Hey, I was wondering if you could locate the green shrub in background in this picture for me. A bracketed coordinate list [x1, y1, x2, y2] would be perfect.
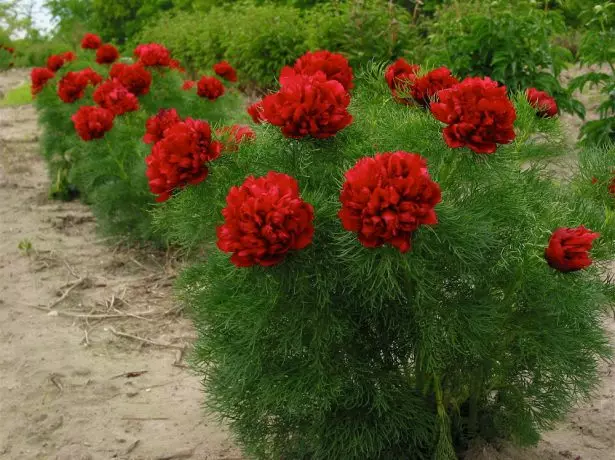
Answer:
[0, 47, 13, 70]
[154, 66, 613, 459]
[11, 39, 75, 68]
[427, 0, 584, 117]
[560, 0, 615, 29]
[569, 1, 615, 146]
[135, 0, 422, 88]
[306, 0, 422, 70]
[220, 2, 308, 88]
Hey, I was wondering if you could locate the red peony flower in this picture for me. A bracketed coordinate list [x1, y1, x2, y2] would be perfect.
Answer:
[2, 45, 15, 54]
[216, 171, 315, 267]
[339, 151, 441, 253]
[81, 33, 102, 50]
[526, 87, 558, 118]
[261, 71, 352, 138]
[247, 100, 264, 124]
[608, 172, 615, 196]
[31, 67, 55, 95]
[46, 54, 66, 72]
[143, 108, 182, 144]
[430, 77, 516, 154]
[93, 79, 139, 115]
[197, 76, 225, 100]
[79, 67, 103, 86]
[71, 106, 115, 141]
[109, 62, 127, 79]
[96, 44, 120, 64]
[61, 51, 76, 63]
[385, 58, 420, 103]
[545, 226, 600, 272]
[109, 62, 152, 96]
[57, 71, 90, 103]
[410, 67, 459, 107]
[286, 50, 353, 91]
[169, 59, 185, 72]
[145, 118, 221, 202]
[216, 124, 256, 152]
[213, 61, 237, 82]
[182, 80, 195, 90]
[134, 43, 171, 67]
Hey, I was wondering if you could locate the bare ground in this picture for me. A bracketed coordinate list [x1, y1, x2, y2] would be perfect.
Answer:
[0, 68, 613, 460]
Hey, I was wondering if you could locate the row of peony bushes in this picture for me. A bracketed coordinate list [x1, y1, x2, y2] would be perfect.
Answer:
[32, 32, 615, 459]
[32, 34, 246, 244]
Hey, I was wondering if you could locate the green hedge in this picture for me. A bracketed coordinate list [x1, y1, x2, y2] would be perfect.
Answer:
[426, 0, 583, 116]
[134, 0, 423, 88]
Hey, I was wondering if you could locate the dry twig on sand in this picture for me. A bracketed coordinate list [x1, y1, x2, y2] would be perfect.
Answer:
[107, 327, 186, 351]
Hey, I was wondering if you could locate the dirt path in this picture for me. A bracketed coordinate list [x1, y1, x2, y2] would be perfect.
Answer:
[0, 69, 612, 460]
[0, 69, 238, 460]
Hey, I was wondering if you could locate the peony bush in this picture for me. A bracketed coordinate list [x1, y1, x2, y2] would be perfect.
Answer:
[32, 34, 245, 242]
[152, 55, 614, 459]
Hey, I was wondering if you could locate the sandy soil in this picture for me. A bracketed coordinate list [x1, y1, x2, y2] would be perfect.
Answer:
[0, 68, 613, 460]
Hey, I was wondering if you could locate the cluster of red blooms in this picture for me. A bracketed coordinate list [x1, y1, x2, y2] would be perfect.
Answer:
[217, 172, 315, 267]
[385, 58, 419, 100]
[31, 67, 56, 95]
[431, 77, 517, 154]
[81, 33, 102, 50]
[545, 226, 600, 272]
[96, 44, 120, 65]
[110, 62, 152, 96]
[197, 76, 225, 100]
[71, 106, 115, 141]
[66, 36, 186, 140]
[526, 88, 558, 118]
[262, 71, 352, 138]
[284, 50, 354, 91]
[144, 111, 222, 202]
[181, 61, 237, 97]
[384, 59, 562, 154]
[142, 108, 181, 144]
[57, 68, 103, 103]
[385, 59, 459, 107]
[246, 50, 353, 138]
[31, 49, 80, 95]
[339, 151, 442, 253]
[182, 80, 196, 91]
[93, 79, 140, 115]
[213, 61, 237, 82]
[46, 51, 76, 72]
[134, 43, 171, 67]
